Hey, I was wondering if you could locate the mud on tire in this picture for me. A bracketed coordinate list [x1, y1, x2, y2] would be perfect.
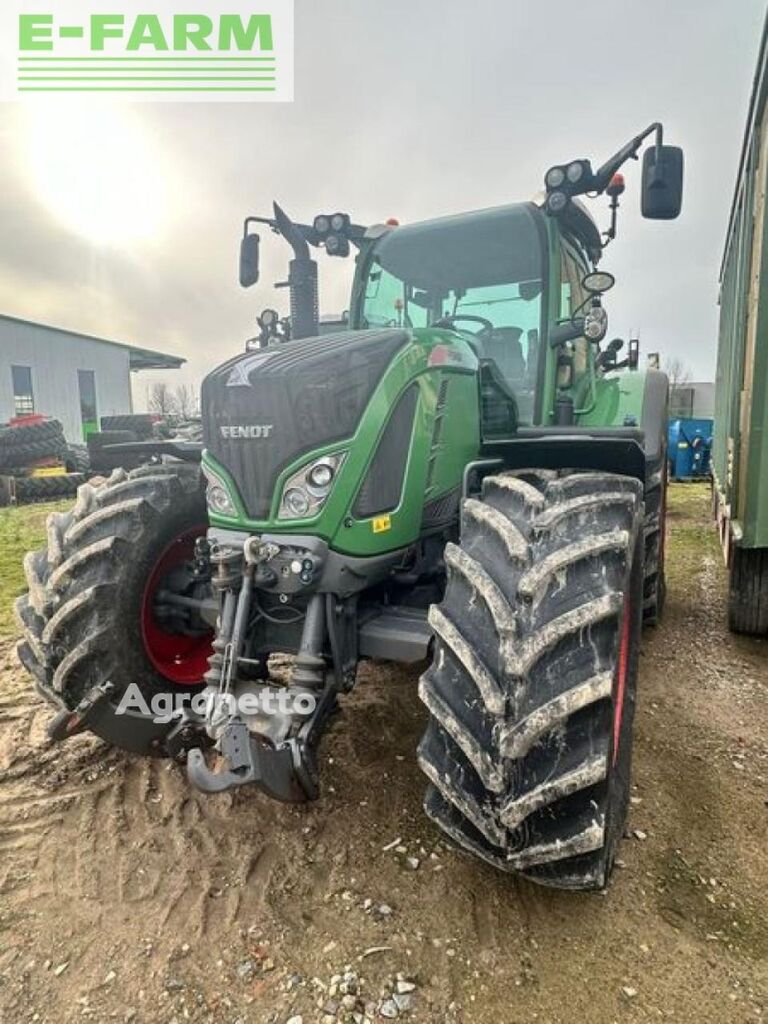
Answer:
[418, 469, 644, 891]
[16, 463, 210, 730]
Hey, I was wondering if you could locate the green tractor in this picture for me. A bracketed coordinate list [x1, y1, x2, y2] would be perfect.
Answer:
[17, 124, 683, 890]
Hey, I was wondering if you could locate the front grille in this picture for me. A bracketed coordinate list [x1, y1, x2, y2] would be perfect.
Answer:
[202, 330, 408, 519]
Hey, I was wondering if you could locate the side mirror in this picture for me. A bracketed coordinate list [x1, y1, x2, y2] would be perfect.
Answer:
[239, 231, 260, 287]
[641, 145, 683, 220]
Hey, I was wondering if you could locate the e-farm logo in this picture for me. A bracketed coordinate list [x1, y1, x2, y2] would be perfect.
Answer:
[1, 0, 293, 101]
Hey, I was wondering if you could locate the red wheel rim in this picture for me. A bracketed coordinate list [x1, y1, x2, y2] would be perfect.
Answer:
[612, 595, 631, 765]
[140, 526, 213, 686]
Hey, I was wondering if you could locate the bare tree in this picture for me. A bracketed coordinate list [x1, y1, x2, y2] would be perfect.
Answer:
[663, 356, 692, 389]
[174, 383, 197, 419]
[148, 381, 177, 417]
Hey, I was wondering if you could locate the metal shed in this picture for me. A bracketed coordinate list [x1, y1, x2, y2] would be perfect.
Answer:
[0, 314, 184, 442]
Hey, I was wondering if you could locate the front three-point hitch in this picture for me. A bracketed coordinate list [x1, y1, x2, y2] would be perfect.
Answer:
[179, 538, 351, 802]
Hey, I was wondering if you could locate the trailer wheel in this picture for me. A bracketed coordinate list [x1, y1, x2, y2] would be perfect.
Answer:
[15, 463, 213, 752]
[729, 547, 768, 636]
[418, 469, 644, 890]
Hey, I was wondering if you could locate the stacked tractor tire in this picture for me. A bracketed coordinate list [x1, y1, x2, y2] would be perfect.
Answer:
[0, 419, 87, 504]
[87, 414, 156, 473]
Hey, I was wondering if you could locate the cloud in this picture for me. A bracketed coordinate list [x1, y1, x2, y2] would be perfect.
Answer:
[0, 0, 764, 402]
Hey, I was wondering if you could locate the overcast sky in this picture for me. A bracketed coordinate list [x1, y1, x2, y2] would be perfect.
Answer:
[0, 0, 764, 406]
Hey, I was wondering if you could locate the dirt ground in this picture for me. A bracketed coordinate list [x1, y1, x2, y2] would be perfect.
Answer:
[1, 483, 767, 1024]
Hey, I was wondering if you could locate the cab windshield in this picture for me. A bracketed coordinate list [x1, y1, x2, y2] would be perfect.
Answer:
[359, 204, 545, 424]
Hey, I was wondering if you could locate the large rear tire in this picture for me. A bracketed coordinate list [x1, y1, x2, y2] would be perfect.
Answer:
[418, 469, 644, 890]
[15, 463, 213, 749]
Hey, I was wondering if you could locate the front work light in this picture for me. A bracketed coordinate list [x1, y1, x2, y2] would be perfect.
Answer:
[545, 165, 566, 188]
[545, 191, 569, 214]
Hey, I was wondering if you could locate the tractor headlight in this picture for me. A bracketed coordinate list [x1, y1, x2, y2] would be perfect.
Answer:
[279, 453, 346, 520]
[203, 464, 238, 518]
[283, 488, 311, 518]
[307, 459, 335, 491]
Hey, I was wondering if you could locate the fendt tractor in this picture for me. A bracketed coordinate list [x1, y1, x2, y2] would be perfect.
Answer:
[16, 124, 683, 890]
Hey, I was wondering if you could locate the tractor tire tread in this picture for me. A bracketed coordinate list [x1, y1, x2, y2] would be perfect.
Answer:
[418, 468, 644, 890]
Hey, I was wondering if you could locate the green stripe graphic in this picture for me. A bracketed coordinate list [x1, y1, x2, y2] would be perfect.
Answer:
[18, 86, 277, 92]
[18, 76, 276, 81]
[16, 52, 281, 93]
[18, 56, 276, 61]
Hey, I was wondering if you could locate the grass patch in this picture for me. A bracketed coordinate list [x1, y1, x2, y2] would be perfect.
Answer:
[0, 501, 70, 640]
[665, 482, 723, 590]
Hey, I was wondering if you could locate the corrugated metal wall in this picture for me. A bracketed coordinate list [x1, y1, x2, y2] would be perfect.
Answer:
[0, 319, 133, 442]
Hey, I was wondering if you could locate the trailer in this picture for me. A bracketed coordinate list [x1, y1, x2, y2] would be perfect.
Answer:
[713, 15, 768, 635]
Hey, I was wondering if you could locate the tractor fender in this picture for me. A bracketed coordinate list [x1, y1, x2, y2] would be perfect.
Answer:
[640, 368, 670, 465]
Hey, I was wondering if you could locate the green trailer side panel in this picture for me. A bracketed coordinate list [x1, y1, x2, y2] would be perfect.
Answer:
[714, 15, 768, 549]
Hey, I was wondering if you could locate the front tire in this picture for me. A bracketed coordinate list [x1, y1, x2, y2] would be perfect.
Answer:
[15, 463, 212, 752]
[418, 469, 644, 890]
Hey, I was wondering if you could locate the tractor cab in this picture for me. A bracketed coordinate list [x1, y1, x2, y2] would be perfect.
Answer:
[351, 203, 545, 426]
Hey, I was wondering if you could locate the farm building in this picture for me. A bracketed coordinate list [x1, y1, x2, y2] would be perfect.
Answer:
[0, 314, 184, 442]
[669, 381, 715, 419]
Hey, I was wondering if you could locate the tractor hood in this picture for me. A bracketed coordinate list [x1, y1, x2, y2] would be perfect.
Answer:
[202, 329, 409, 519]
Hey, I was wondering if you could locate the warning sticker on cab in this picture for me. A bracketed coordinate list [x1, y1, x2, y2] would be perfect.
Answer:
[372, 514, 391, 533]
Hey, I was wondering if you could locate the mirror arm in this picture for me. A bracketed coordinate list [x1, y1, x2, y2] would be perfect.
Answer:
[592, 122, 663, 194]
[549, 317, 585, 348]
[272, 202, 310, 261]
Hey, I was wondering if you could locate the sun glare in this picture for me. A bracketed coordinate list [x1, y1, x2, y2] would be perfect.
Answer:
[23, 103, 167, 245]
